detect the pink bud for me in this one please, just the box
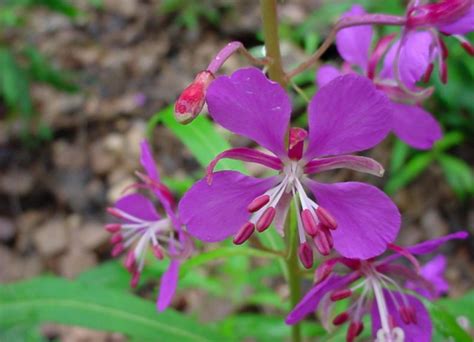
[174,71,214,124]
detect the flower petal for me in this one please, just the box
[285,274,354,325]
[391,102,442,149]
[157,260,180,312]
[206,67,291,157]
[115,193,160,222]
[304,155,384,177]
[407,231,468,255]
[336,5,373,70]
[316,65,342,88]
[178,171,278,242]
[406,255,448,300]
[306,181,400,259]
[371,290,432,342]
[305,74,391,160]
[438,5,474,35]
[140,139,160,182]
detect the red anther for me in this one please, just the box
[111,243,124,257]
[316,206,338,230]
[125,251,136,272]
[408,306,418,324]
[313,230,331,256]
[256,207,276,232]
[298,242,314,269]
[174,70,215,124]
[461,41,474,56]
[439,38,449,59]
[330,289,353,301]
[324,227,334,249]
[153,245,164,260]
[333,312,350,326]
[301,209,318,236]
[346,321,363,342]
[399,306,412,324]
[105,223,121,233]
[288,127,308,160]
[422,63,435,83]
[107,207,124,219]
[314,262,334,284]
[247,195,270,213]
[110,233,123,245]
[130,270,140,288]
[233,222,255,245]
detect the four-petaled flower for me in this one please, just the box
[106,139,193,311]
[285,231,468,342]
[318,5,444,150]
[179,67,401,266]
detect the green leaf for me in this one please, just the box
[425,301,472,342]
[385,153,434,195]
[390,138,411,173]
[438,291,474,324]
[438,154,474,199]
[148,106,245,172]
[0,277,226,342]
[433,131,464,153]
[34,0,78,17]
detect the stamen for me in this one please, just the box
[422,62,434,82]
[333,312,350,326]
[453,34,474,56]
[105,223,121,233]
[111,243,124,257]
[153,245,164,260]
[313,229,332,256]
[256,207,276,232]
[298,242,314,269]
[110,233,123,244]
[125,250,136,272]
[233,222,255,245]
[330,289,353,301]
[247,195,270,213]
[316,206,338,230]
[347,321,364,342]
[130,270,140,288]
[301,209,318,236]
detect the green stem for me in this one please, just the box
[260,0,286,86]
[285,203,302,342]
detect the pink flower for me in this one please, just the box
[106,140,193,311]
[286,231,468,342]
[179,67,401,263]
[318,5,443,150]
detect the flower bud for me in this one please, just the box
[174,70,214,124]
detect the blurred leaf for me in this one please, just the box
[433,131,464,153]
[425,300,472,342]
[0,277,226,341]
[162,176,194,195]
[438,154,474,199]
[0,323,43,342]
[34,0,78,17]
[385,153,433,194]
[390,138,411,173]
[218,314,325,341]
[438,291,474,324]
[25,47,77,92]
[148,106,245,172]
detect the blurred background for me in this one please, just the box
[0,0,473,341]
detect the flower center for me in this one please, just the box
[233,161,338,268]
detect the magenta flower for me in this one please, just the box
[318,5,443,150]
[406,254,449,299]
[179,67,400,263]
[106,139,193,311]
[285,231,468,342]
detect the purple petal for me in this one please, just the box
[178,171,277,242]
[336,5,373,70]
[316,65,342,88]
[206,67,291,157]
[304,155,384,177]
[407,231,468,255]
[438,6,474,35]
[157,260,180,312]
[140,139,160,182]
[371,290,432,342]
[306,181,401,259]
[381,31,435,88]
[391,102,442,149]
[285,274,354,325]
[305,74,391,160]
[115,193,160,221]
[406,255,449,299]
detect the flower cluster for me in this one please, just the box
[105,0,471,340]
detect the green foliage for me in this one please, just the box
[426,298,473,342]
[159,0,221,29]
[0,277,225,341]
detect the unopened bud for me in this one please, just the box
[174,70,214,124]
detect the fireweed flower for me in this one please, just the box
[106,139,193,311]
[317,5,443,150]
[286,231,468,342]
[179,67,401,265]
